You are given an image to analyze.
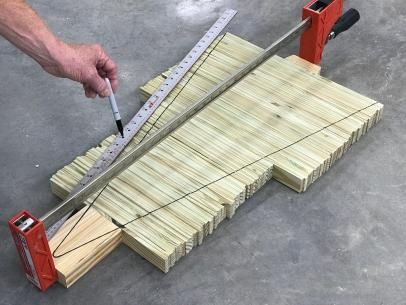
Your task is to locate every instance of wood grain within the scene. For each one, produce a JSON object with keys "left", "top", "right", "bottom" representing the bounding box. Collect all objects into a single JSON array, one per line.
[
  {"left": 49, "top": 207, "right": 121, "bottom": 287},
  {"left": 49, "top": 33, "right": 383, "bottom": 281}
]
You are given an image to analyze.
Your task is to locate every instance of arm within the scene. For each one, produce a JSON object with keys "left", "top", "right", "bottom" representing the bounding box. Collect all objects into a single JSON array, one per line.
[{"left": 0, "top": 0, "right": 118, "bottom": 97}]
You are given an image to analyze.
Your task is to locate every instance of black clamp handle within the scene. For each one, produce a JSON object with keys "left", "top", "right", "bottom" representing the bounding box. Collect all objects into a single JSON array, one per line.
[{"left": 328, "top": 8, "right": 360, "bottom": 40}]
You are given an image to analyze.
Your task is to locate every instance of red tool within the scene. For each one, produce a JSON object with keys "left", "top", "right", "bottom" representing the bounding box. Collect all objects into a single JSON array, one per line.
[
  {"left": 300, "top": 0, "right": 360, "bottom": 64},
  {"left": 8, "top": 1, "right": 360, "bottom": 292},
  {"left": 8, "top": 211, "right": 57, "bottom": 291}
]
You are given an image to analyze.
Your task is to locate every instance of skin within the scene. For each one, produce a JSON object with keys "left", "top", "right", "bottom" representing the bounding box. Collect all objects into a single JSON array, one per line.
[{"left": 0, "top": 0, "right": 118, "bottom": 98}]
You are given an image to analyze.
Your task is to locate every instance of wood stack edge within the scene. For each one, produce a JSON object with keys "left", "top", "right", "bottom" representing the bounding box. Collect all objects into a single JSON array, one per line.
[
  {"left": 48, "top": 207, "right": 121, "bottom": 287},
  {"left": 48, "top": 33, "right": 383, "bottom": 287}
]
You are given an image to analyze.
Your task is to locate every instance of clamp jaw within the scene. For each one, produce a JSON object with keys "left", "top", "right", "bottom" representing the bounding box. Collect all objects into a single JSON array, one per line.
[
  {"left": 299, "top": 0, "right": 360, "bottom": 64},
  {"left": 8, "top": 211, "right": 57, "bottom": 291}
]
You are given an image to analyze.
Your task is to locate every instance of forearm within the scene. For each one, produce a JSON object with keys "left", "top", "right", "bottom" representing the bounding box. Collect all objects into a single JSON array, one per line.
[
  {"left": 0, "top": 0, "right": 118, "bottom": 97},
  {"left": 0, "top": 0, "right": 62, "bottom": 70}
]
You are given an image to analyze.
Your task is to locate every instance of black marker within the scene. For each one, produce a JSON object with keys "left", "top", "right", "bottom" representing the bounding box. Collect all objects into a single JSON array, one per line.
[{"left": 105, "top": 78, "right": 124, "bottom": 138}]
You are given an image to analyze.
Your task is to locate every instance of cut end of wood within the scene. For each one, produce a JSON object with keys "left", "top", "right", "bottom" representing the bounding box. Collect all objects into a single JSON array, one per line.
[
  {"left": 49, "top": 207, "right": 122, "bottom": 287},
  {"left": 286, "top": 55, "right": 321, "bottom": 75}
]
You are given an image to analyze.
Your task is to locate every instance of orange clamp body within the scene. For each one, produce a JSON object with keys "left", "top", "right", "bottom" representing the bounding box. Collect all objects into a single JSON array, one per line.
[
  {"left": 299, "top": 0, "right": 343, "bottom": 64},
  {"left": 8, "top": 210, "right": 57, "bottom": 292}
]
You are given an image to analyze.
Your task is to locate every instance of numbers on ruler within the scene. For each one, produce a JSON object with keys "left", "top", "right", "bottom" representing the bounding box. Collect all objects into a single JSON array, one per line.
[{"left": 74, "top": 10, "right": 237, "bottom": 190}]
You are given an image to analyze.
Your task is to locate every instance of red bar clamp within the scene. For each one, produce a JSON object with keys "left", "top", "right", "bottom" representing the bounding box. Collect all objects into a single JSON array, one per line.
[
  {"left": 7, "top": 3, "right": 361, "bottom": 292},
  {"left": 8, "top": 210, "right": 57, "bottom": 291},
  {"left": 300, "top": 0, "right": 343, "bottom": 64}
]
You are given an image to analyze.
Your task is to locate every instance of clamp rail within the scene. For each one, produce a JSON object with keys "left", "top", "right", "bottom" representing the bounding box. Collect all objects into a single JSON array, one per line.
[{"left": 41, "top": 17, "right": 311, "bottom": 228}]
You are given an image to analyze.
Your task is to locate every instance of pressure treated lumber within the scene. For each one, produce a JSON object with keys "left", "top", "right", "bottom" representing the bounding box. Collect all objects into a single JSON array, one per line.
[
  {"left": 286, "top": 55, "right": 321, "bottom": 75},
  {"left": 138, "top": 56, "right": 318, "bottom": 103},
  {"left": 49, "top": 207, "right": 121, "bottom": 287},
  {"left": 50, "top": 33, "right": 383, "bottom": 281},
  {"left": 137, "top": 34, "right": 383, "bottom": 192}
]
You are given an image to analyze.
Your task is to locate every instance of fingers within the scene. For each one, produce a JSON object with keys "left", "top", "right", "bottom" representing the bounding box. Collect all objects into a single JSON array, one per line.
[
  {"left": 96, "top": 50, "right": 118, "bottom": 93},
  {"left": 84, "top": 69, "right": 109, "bottom": 97},
  {"left": 83, "top": 45, "right": 118, "bottom": 98},
  {"left": 83, "top": 83, "right": 97, "bottom": 98},
  {"left": 58, "top": 43, "right": 119, "bottom": 98}
]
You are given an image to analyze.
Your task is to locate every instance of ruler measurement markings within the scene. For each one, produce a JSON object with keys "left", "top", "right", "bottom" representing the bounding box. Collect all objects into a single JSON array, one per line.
[
  {"left": 73, "top": 9, "right": 237, "bottom": 191},
  {"left": 46, "top": 9, "right": 237, "bottom": 239},
  {"left": 43, "top": 17, "right": 311, "bottom": 230}
]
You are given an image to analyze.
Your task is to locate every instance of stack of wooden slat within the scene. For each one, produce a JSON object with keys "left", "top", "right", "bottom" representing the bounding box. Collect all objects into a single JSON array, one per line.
[
  {"left": 48, "top": 207, "right": 121, "bottom": 287},
  {"left": 49, "top": 33, "right": 383, "bottom": 285}
]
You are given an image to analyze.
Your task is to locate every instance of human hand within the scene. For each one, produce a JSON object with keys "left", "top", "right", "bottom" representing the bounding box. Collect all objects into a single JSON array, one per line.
[{"left": 43, "top": 42, "right": 118, "bottom": 98}]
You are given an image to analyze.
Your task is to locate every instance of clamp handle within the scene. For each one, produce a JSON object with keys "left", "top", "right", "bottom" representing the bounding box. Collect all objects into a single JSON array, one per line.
[{"left": 329, "top": 8, "right": 360, "bottom": 40}]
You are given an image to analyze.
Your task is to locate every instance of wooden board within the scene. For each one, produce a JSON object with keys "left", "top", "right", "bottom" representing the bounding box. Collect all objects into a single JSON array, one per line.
[
  {"left": 49, "top": 207, "right": 121, "bottom": 287},
  {"left": 286, "top": 55, "right": 321, "bottom": 75},
  {"left": 49, "top": 33, "right": 383, "bottom": 285}
]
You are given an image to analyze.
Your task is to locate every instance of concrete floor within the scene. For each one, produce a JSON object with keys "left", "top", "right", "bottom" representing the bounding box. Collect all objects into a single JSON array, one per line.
[{"left": 1, "top": 0, "right": 405, "bottom": 304}]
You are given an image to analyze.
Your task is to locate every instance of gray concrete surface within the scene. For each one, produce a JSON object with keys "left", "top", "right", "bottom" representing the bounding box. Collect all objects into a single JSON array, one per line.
[{"left": 1, "top": 0, "right": 405, "bottom": 304}]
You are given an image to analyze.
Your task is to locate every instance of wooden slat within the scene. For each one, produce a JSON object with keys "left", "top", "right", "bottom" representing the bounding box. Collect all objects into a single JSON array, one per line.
[
  {"left": 49, "top": 33, "right": 383, "bottom": 279},
  {"left": 286, "top": 55, "right": 321, "bottom": 75},
  {"left": 49, "top": 207, "right": 122, "bottom": 287}
]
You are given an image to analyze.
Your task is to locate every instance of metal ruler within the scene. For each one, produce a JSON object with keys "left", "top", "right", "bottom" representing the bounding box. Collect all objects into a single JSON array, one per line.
[
  {"left": 41, "top": 17, "right": 311, "bottom": 229},
  {"left": 45, "top": 9, "right": 237, "bottom": 239}
]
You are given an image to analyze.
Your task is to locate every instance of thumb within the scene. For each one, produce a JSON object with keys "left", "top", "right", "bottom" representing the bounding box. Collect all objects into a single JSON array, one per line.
[{"left": 86, "top": 70, "right": 109, "bottom": 97}]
